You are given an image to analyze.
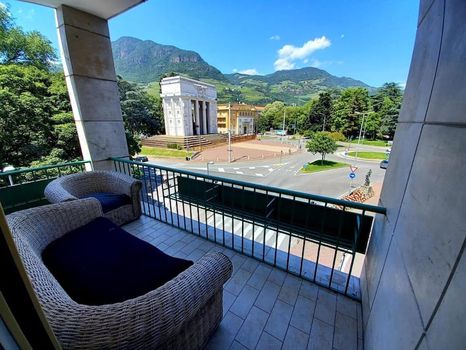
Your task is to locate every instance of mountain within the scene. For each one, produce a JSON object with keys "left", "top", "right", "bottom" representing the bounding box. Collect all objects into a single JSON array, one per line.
[
  {"left": 112, "top": 37, "right": 226, "bottom": 83},
  {"left": 112, "top": 36, "right": 374, "bottom": 105}
]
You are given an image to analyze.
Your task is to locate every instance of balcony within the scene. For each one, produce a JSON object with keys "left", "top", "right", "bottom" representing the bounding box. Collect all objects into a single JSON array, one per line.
[
  {"left": 1, "top": 160, "right": 370, "bottom": 349},
  {"left": 124, "top": 215, "right": 363, "bottom": 349}
]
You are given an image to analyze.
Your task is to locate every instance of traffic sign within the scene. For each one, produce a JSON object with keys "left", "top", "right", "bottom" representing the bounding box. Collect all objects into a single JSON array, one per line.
[{"left": 349, "top": 172, "right": 356, "bottom": 179}]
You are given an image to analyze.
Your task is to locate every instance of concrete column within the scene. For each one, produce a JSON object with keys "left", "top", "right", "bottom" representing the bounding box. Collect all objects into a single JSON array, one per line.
[
  {"left": 361, "top": 1, "right": 466, "bottom": 349},
  {"left": 56, "top": 5, "right": 129, "bottom": 171}
]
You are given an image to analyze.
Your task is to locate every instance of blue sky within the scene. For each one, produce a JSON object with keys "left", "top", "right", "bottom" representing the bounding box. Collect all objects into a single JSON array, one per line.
[{"left": 3, "top": 0, "right": 419, "bottom": 87}]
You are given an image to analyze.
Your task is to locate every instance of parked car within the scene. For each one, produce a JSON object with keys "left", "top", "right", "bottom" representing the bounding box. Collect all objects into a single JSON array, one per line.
[
  {"left": 380, "top": 159, "right": 389, "bottom": 169},
  {"left": 132, "top": 156, "right": 148, "bottom": 162}
]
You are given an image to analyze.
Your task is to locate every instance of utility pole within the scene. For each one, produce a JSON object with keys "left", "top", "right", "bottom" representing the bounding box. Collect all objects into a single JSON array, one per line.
[
  {"left": 281, "top": 108, "right": 286, "bottom": 143},
  {"left": 355, "top": 112, "right": 367, "bottom": 160},
  {"left": 228, "top": 102, "right": 232, "bottom": 163}
]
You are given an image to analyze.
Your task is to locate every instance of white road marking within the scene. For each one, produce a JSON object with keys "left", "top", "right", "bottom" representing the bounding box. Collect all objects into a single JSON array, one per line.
[
  {"left": 234, "top": 167, "right": 239, "bottom": 170},
  {"left": 255, "top": 173, "right": 264, "bottom": 177},
  {"left": 268, "top": 168, "right": 274, "bottom": 172},
  {"left": 249, "top": 167, "right": 256, "bottom": 169},
  {"left": 236, "top": 171, "right": 244, "bottom": 174},
  {"left": 218, "top": 167, "right": 225, "bottom": 172}
]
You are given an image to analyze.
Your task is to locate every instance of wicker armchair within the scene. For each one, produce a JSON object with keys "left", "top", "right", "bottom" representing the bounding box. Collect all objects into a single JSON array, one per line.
[
  {"left": 45, "top": 171, "right": 142, "bottom": 226},
  {"left": 7, "top": 199, "right": 233, "bottom": 350}
]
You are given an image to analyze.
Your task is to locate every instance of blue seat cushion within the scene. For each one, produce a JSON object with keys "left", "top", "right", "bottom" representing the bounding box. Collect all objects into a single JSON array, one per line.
[
  {"left": 42, "top": 217, "right": 193, "bottom": 305},
  {"left": 80, "top": 192, "right": 131, "bottom": 213}
]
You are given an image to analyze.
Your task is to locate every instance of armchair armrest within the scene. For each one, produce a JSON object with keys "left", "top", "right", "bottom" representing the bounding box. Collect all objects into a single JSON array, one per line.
[
  {"left": 62, "top": 252, "right": 232, "bottom": 349},
  {"left": 7, "top": 198, "right": 103, "bottom": 251},
  {"left": 44, "top": 179, "right": 78, "bottom": 203},
  {"left": 102, "top": 171, "right": 142, "bottom": 198}
]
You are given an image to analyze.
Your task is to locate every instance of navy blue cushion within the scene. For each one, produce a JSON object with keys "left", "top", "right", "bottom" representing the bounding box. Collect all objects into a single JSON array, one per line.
[
  {"left": 80, "top": 192, "right": 131, "bottom": 213},
  {"left": 42, "top": 217, "right": 193, "bottom": 305}
]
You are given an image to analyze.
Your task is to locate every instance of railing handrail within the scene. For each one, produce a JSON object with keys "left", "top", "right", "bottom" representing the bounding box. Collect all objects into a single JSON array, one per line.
[
  {"left": 111, "top": 157, "right": 386, "bottom": 215},
  {"left": 0, "top": 160, "right": 91, "bottom": 177}
]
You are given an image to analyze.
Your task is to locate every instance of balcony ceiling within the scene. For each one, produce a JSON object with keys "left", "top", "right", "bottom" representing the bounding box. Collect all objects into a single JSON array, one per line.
[{"left": 20, "top": 0, "right": 146, "bottom": 19}]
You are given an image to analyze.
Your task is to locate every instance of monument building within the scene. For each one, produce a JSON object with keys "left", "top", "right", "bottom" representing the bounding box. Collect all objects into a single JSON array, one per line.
[{"left": 160, "top": 76, "right": 218, "bottom": 136}]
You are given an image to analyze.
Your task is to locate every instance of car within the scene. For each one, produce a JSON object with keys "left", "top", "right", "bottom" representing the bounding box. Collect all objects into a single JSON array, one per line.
[
  {"left": 132, "top": 156, "right": 148, "bottom": 162},
  {"left": 380, "top": 159, "right": 389, "bottom": 169}
]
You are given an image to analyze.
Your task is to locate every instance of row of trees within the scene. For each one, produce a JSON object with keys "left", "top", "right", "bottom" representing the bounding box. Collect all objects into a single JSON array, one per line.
[
  {"left": 257, "top": 83, "right": 403, "bottom": 140},
  {"left": 0, "top": 5, "right": 164, "bottom": 168}
]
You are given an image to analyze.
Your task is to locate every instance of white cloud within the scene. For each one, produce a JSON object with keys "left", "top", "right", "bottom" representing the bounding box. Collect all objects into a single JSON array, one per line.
[
  {"left": 238, "top": 68, "right": 258, "bottom": 75},
  {"left": 232, "top": 68, "right": 238, "bottom": 73},
  {"left": 270, "top": 35, "right": 280, "bottom": 41},
  {"left": 274, "top": 36, "right": 331, "bottom": 71},
  {"left": 17, "top": 7, "right": 36, "bottom": 20},
  {"left": 310, "top": 59, "right": 322, "bottom": 68},
  {"left": 341, "top": 34, "right": 345, "bottom": 38}
]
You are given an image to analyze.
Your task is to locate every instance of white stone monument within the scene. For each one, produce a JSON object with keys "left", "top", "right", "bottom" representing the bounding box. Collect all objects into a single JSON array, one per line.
[{"left": 160, "top": 76, "right": 218, "bottom": 136}]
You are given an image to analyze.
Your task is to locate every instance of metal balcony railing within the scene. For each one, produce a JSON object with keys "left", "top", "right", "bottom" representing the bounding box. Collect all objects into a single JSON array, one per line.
[
  {"left": 0, "top": 161, "right": 90, "bottom": 214},
  {"left": 112, "top": 157, "right": 386, "bottom": 299}
]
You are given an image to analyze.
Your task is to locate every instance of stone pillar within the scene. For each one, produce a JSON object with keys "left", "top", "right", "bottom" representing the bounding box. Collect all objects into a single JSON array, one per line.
[
  {"left": 56, "top": 5, "right": 129, "bottom": 171},
  {"left": 194, "top": 100, "right": 200, "bottom": 135},
  {"left": 203, "top": 101, "right": 208, "bottom": 134},
  {"left": 361, "top": 1, "right": 466, "bottom": 349}
]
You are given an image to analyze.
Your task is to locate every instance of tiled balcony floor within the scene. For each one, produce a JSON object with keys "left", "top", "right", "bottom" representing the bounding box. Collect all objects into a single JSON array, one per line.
[{"left": 123, "top": 216, "right": 364, "bottom": 350}]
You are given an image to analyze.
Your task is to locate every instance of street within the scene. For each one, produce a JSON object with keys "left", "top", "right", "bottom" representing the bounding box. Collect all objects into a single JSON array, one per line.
[{"left": 147, "top": 143, "right": 386, "bottom": 199}]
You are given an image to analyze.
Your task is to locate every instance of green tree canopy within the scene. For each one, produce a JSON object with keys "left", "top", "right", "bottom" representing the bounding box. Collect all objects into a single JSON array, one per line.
[
  {"left": 331, "top": 87, "right": 370, "bottom": 138},
  {"left": 308, "top": 91, "right": 333, "bottom": 132},
  {"left": 0, "top": 5, "right": 56, "bottom": 69},
  {"left": 306, "top": 132, "right": 338, "bottom": 164}
]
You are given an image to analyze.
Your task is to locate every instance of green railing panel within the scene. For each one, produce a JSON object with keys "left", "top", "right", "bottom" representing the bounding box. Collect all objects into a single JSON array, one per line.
[
  {"left": 177, "top": 176, "right": 373, "bottom": 253},
  {"left": 0, "top": 161, "right": 90, "bottom": 214}
]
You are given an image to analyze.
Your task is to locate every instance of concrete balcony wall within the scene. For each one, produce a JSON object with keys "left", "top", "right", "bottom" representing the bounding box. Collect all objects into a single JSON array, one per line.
[
  {"left": 361, "top": 0, "right": 466, "bottom": 348},
  {"left": 56, "top": 5, "right": 129, "bottom": 170}
]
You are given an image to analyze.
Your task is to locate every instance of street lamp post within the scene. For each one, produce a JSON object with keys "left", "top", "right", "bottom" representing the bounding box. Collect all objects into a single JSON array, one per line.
[
  {"left": 228, "top": 102, "right": 232, "bottom": 163},
  {"left": 354, "top": 112, "right": 367, "bottom": 160}
]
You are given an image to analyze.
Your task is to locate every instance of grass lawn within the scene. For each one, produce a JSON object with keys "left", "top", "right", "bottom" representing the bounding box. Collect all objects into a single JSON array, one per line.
[
  {"left": 300, "top": 160, "right": 348, "bottom": 173},
  {"left": 140, "top": 146, "right": 193, "bottom": 158},
  {"left": 350, "top": 139, "right": 389, "bottom": 147},
  {"left": 347, "top": 151, "right": 387, "bottom": 160}
]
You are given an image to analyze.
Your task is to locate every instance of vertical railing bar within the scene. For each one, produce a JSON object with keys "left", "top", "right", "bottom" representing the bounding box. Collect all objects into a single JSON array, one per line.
[
  {"left": 179, "top": 174, "right": 187, "bottom": 231},
  {"left": 241, "top": 185, "right": 245, "bottom": 255},
  {"left": 164, "top": 170, "right": 174, "bottom": 226},
  {"left": 344, "top": 209, "right": 365, "bottom": 295},
  {"left": 153, "top": 166, "right": 163, "bottom": 221},
  {"left": 231, "top": 183, "right": 235, "bottom": 251},
  {"left": 286, "top": 195, "right": 297, "bottom": 271},
  {"left": 148, "top": 165, "right": 158, "bottom": 219},
  {"left": 274, "top": 192, "right": 282, "bottom": 267},
  {"left": 262, "top": 190, "right": 268, "bottom": 262},
  {"left": 172, "top": 171, "right": 181, "bottom": 229},
  {"left": 329, "top": 205, "right": 346, "bottom": 290},
  {"left": 142, "top": 164, "right": 152, "bottom": 217},
  {"left": 252, "top": 188, "right": 257, "bottom": 258},
  {"left": 299, "top": 198, "right": 312, "bottom": 277},
  {"left": 196, "top": 176, "right": 201, "bottom": 236},
  {"left": 159, "top": 168, "right": 169, "bottom": 223},
  {"left": 202, "top": 176, "right": 209, "bottom": 240},
  {"left": 314, "top": 202, "right": 328, "bottom": 283},
  {"left": 186, "top": 174, "right": 194, "bottom": 234}
]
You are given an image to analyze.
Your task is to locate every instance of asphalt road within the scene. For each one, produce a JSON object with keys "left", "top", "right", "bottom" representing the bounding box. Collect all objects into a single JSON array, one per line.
[{"left": 148, "top": 145, "right": 387, "bottom": 199}]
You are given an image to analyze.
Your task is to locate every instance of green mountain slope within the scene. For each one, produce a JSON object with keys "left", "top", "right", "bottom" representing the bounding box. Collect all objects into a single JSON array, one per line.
[
  {"left": 112, "top": 37, "right": 226, "bottom": 83},
  {"left": 112, "top": 36, "right": 374, "bottom": 105}
]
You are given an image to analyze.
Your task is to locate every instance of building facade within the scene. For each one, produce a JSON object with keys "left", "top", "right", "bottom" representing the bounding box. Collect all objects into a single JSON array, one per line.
[
  {"left": 160, "top": 76, "right": 218, "bottom": 136},
  {"left": 217, "top": 103, "right": 264, "bottom": 135}
]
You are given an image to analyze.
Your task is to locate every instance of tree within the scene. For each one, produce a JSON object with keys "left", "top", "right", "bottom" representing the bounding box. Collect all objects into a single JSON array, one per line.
[
  {"left": 372, "top": 83, "right": 403, "bottom": 139},
  {"left": 306, "top": 132, "right": 338, "bottom": 164},
  {"left": 331, "top": 87, "right": 370, "bottom": 138},
  {"left": 0, "top": 5, "right": 56, "bottom": 69},
  {"left": 308, "top": 91, "right": 332, "bottom": 132},
  {"left": 257, "top": 101, "right": 285, "bottom": 132}
]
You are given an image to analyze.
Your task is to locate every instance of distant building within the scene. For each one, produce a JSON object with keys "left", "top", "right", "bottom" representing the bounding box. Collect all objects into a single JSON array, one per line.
[
  {"left": 217, "top": 103, "right": 265, "bottom": 135},
  {"left": 160, "top": 76, "right": 218, "bottom": 136}
]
